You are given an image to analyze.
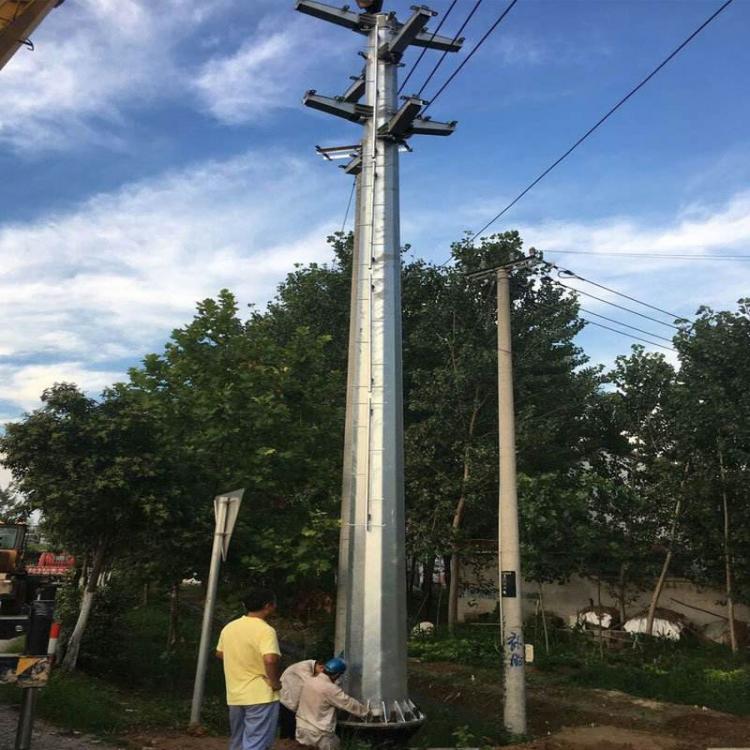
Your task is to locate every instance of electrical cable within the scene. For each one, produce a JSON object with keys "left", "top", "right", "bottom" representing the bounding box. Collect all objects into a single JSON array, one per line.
[
  {"left": 341, "top": 179, "right": 356, "bottom": 234},
  {"left": 554, "top": 280, "right": 682, "bottom": 330},
  {"left": 468, "top": 0, "right": 736, "bottom": 241},
  {"left": 422, "top": 0, "right": 520, "bottom": 114},
  {"left": 525, "top": 292, "right": 676, "bottom": 348},
  {"left": 578, "top": 307, "right": 674, "bottom": 343},
  {"left": 466, "top": 264, "right": 678, "bottom": 350},
  {"left": 398, "top": 0, "right": 458, "bottom": 95},
  {"left": 542, "top": 249, "right": 750, "bottom": 261},
  {"left": 416, "top": 0, "right": 483, "bottom": 98},
  {"left": 582, "top": 319, "right": 675, "bottom": 352},
  {"left": 547, "top": 262, "right": 685, "bottom": 321}
]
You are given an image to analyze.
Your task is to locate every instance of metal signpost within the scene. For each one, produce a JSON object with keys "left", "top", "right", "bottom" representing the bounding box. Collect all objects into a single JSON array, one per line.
[
  {"left": 296, "top": 0, "right": 462, "bottom": 731},
  {"left": 189, "top": 488, "right": 244, "bottom": 729}
]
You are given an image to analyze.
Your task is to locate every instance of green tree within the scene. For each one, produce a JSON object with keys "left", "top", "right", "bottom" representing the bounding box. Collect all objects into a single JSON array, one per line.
[
  {"left": 0, "top": 484, "right": 29, "bottom": 523},
  {"left": 126, "top": 289, "right": 345, "bottom": 605},
  {"left": 406, "top": 233, "right": 596, "bottom": 629},
  {"left": 673, "top": 301, "right": 750, "bottom": 651},
  {"left": 0, "top": 383, "right": 169, "bottom": 670}
]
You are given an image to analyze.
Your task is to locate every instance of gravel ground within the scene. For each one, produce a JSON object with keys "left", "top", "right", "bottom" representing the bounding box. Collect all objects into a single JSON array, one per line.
[{"left": 0, "top": 704, "right": 118, "bottom": 749}]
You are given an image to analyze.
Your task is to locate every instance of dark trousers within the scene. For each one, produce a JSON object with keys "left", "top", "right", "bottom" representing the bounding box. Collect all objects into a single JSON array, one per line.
[{"left": 278, "top": 702, "right": 297, "bottom": 740}]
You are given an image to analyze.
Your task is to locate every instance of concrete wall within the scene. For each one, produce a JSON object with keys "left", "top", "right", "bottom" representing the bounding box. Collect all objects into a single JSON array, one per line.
[{"left": 459, "top": 562, "right": 750, "bottom": 630}]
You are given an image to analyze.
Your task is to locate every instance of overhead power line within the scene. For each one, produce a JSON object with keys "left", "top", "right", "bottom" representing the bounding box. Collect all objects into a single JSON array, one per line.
[
  {"left": 468, "top": 0, "right": 736, "bottom": 241},
  {"left": 555, "top": 280, "right": 682, "bottom": 331},
  {"left": 579, "top": 307, "right": 674, "bottom": 343},
  {"left": 548, "top": 262, "right": 685, "bottom": 321},
  {"left": 416, "top": 0, "right": 483, "bottom": 98},
  {"left": 583, "top": 319, "right": 675, "bottom": 352},
  {"left": 399, "top": 0, "right": 458, "bottom": 95},
  {"left": 542, "top": 249, "right": 750, "bottom": 261},
  {"left": 423, "top": 0, "right": 520, "bottom": 114}
]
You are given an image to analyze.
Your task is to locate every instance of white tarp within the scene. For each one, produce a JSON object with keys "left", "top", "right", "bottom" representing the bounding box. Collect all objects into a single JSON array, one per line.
[
  {"left": 624, "top": 615, "right": 684, "bottom": 640},
  {"left": 579, "top": 610, "right": 614, "bottom": 629}
]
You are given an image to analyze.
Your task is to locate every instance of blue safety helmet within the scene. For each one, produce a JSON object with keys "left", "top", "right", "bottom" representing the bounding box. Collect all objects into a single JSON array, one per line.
[{"left": 323, "top": 657, "right": 347, "bottom": 677}]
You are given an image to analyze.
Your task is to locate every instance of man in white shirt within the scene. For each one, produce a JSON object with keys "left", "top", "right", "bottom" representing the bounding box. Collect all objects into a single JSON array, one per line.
[
  {"left": 295, "top": 658, "right": 369, "bottom": 750},
  {"left": 278, "top": 658, "right": 325, "bottom": 739}
]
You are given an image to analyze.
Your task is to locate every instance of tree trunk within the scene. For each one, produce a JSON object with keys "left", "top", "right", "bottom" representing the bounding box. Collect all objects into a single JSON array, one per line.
[
  {"left": 646, "top": 466, "right": 690, "bottom": 635},
  {"left": 61, "top": 542, "right": 106, "bottom": 672},
  {"left": 538, "top": 582, "right": 549, "bottom": 655},
  {"left": 617, "top": 563, "right": 628, "bottom": 625},
  {"left": 142, "top": 582, "right": 150, "bottom": 608},
  {"left": 448, "top": 553, "right": 461, "bottom": 632},
  {"left": 447, "top": 394, "right": 482, "bottom": 634},
  {"left": 167, "top": 582, "right": 180, "bottom": 651},
  {"left": 421, "top": 556, "right": 435, "bottom": 620},
  {"left": 718, "top": 447, "right": 737, "bottom": 653},
  {"left": 597, "top": 578, "right": 604, "bottom": 660}
]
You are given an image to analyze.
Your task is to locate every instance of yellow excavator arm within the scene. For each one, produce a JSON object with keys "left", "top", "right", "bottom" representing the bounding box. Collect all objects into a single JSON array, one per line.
[{"left": 0, "top": 0, "right": 61, "bottom": 72}]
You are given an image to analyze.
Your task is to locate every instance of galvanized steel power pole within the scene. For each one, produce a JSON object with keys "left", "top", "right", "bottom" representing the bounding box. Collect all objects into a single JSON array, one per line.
[{"left": 296, "top": 0, "right": 462, "bottom": 730}]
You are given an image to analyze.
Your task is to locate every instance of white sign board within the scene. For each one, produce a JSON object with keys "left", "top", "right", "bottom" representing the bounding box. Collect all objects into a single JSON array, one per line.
[{"left": 214, "top": 488, "right": 244, "bottom": 561}]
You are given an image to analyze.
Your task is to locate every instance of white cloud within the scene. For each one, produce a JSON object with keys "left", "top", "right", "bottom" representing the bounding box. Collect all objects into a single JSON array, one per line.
[
  {"left": 194, "top": 30, "right": 298, "bottom": 125},
  {"left": 0, "top": 363, "right": 121, "bottom": 416},
  {"left": 519, "top": 190, "right": 750, "bottom": 314},
  {"left": 0, "top": 0, "right": 358, "bottom": 148},
  {"left": 404, "top": 188, "right": 750, "bottom": 367},
  {"left": 0, "top": 0, "right": 234, "bottom": 151},
  {"left": 193, "top": 15, "right": 356, "bottom": 125},
  {"left": 0, "top": 149, "right": 344, "bottom": 416}
]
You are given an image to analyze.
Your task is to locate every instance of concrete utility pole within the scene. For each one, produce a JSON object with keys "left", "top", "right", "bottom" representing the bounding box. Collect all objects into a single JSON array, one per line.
[
  {"left": 496, "top": 266, "right": 526, "bottom": 737},
  {"left": 296, "top": 0, "right": 462, "bottom": 731},
  {"left": 189, "top": 488, "right": 243, "bottom": 729},
  {"left": 467, "top": 257, "right": 535, "bottom": 737}
]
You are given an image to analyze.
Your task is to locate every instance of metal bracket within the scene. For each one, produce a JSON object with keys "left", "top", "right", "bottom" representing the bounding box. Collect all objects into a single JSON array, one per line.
[
  {"left": 295, "top": 1, "right": 363, "bottom": 33},
  {"left": 303, "top": 90, "right": 372, "bottom": 123},
  {"left": 343, "top": 153, "right": 363, "bottom": 175},
  {"left": 382, "top": 6, "right": 434, "bottom": 60},
  {"left": 342, "top": 70, "right": 366, "bottom": 103}
]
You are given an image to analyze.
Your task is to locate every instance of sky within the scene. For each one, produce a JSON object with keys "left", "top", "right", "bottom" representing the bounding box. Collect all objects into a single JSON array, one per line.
[{"left": 0, "top": 0, "right": 748, "bottom": 434}]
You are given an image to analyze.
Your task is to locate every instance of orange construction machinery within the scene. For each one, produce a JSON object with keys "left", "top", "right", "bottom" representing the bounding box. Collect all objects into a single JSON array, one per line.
[{"left": 0, "top": 0, "right": 63, "bottom": 72}]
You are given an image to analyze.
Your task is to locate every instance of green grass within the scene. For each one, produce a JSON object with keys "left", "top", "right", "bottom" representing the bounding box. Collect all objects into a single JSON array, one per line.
[
  {"left": 546, "top": 640, "right": 750, "bottom": 715},
  {"left": 2, "top": 597, "right": 747, "bottom": 742},
  {"left": 0, "top": 593, "right": 231, "bottom": 740},
  {"left": 408, "top": 625, "right": 750, "bottom": 717},
  {"left": 0, "top": 671, "right": 168, "bottom": 738}
]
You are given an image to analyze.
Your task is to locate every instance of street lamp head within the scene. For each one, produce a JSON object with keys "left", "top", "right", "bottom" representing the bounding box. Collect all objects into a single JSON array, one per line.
[{"left": 356, "top": 0, "right": 384, "bottom": 12}]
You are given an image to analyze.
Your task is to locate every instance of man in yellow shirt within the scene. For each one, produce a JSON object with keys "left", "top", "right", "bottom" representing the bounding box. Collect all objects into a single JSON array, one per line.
[{"left": 216, "top": 588, "right": 281, "bottom": 750}]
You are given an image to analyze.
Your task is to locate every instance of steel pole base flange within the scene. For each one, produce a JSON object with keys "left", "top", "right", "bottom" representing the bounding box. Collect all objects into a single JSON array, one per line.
[{"left": 339, "top": 698, "right": 425, "bottom": 735}]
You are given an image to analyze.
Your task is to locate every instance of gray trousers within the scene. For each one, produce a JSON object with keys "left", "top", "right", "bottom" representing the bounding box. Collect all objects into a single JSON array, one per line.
[{"left": 228, "top": 701, "right": 279, "bottom": 750}]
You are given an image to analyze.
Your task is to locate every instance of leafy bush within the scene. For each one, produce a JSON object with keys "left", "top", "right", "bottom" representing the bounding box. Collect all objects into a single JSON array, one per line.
[
  {"left": 56, "top": 575, "right": 138, "bottom": 677},
  {"left": 408, "top": 628, "right": 501, "bottom": 664}
]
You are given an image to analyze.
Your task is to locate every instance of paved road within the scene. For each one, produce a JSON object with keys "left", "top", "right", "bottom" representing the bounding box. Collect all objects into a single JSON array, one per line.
[{"left": 0, "top": 704, "right": 117, "bottom": 749}]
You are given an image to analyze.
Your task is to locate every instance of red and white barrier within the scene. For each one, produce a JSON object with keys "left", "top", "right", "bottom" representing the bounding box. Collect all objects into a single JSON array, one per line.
[{"left": 47, "top": 622, "right": 61, "bottom": 664}]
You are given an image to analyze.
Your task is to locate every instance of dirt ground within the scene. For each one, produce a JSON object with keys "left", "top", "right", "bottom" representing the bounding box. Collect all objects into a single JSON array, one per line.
[
  {"left": 409, "top": 661, "right": 750, "bottom": 750},
  {"left": 0, "top": 704, "right": 115, "bottom": 749},
  {"left": 117, "top": 661, "right": 750, "bottom": 749}
]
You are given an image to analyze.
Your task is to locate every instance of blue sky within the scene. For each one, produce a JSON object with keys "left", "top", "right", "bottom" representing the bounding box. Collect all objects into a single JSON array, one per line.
[{"left": 0, "top": 0, "right": 748, "bottom": 431}]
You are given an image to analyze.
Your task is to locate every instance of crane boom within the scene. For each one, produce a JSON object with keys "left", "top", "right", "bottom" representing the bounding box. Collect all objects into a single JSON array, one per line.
[{"left": 0, "top": 0, "right": 61, "bottom": 72}]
